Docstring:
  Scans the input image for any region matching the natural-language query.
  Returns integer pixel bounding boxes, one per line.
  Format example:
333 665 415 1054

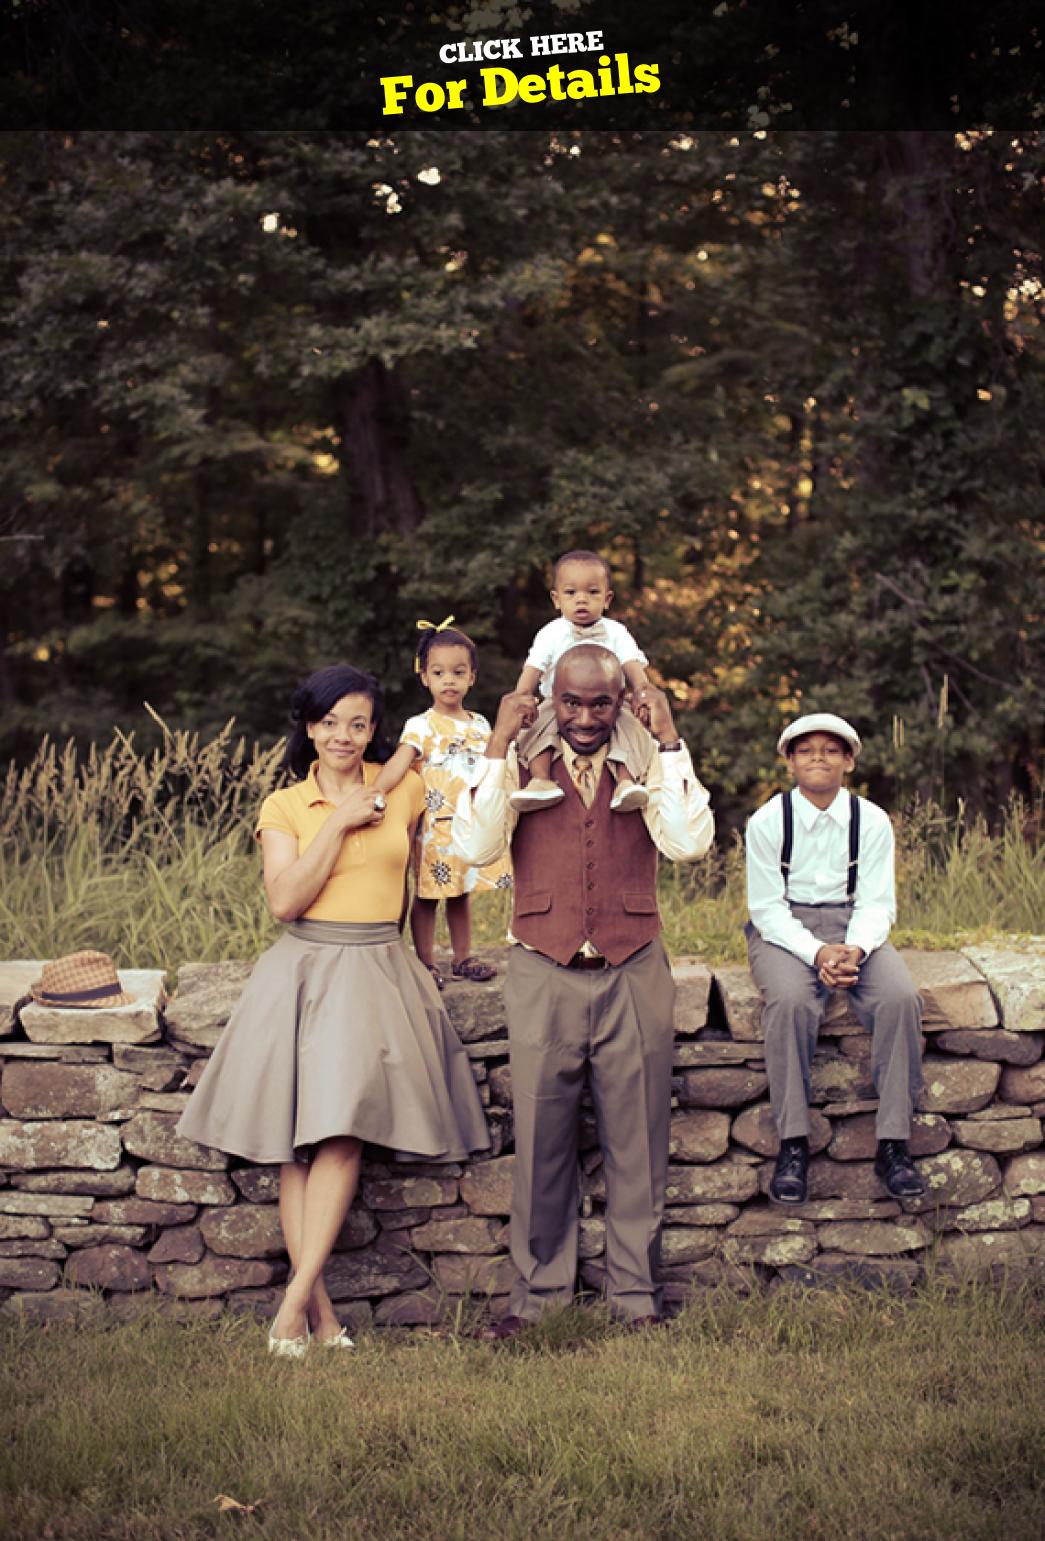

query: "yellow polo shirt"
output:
255 762 425 923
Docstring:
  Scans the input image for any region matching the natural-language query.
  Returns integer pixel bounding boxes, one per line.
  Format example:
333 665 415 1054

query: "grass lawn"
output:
2 1278 1043 1541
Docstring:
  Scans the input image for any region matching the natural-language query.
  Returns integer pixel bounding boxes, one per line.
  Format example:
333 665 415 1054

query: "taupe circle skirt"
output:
176 920 491 1165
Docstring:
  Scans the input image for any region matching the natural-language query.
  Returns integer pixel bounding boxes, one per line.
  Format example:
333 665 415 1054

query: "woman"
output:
177 664 490 1355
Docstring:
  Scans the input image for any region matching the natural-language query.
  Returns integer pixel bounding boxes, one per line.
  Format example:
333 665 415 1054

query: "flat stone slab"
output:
0 1043 110 1062
905 1149 1003 1209
408 1216 502 1254
714 965 764 1041
962 941 1045 1033
672 959 713 1034
783 1253 922 1293
148 1224 205 1265
163 961 254 1049
64 1243 151 1292
1 1062 141 1120
816 1218 932 1256
731 1103 831 1158
828 1112 951 1162
668 1110 731 1164
0 1192 94 1218
0 1119 121 1171
20 969 166 1046
323 1239 429 1300
230 1166 281 1205
677 1067 768 1108
12 1167 136 1197
661 1227 719 1265
458 1157 514 1217
665 1160 760 1205
0 1256 61 1290
442 977 509 1045
430 1252 515 1295
1004 1152 1045 1197
135 1166 236 1206
200 1204 286 1258
999 1062 1045 1105
937 1227 1045 1274
953 1117 1041 1154
901 951 998 1030
724 1232 817 1266
950 1197 1031 1232
360 1175 459 1211
672 1041 760 1068
154 1256 279 1298
121 1112 228 1171
935 1027 1043 1067
2 1289 106 1324
920 1055 1001 1114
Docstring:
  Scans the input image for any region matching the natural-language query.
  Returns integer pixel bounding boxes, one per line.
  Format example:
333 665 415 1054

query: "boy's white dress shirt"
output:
745 788 896 966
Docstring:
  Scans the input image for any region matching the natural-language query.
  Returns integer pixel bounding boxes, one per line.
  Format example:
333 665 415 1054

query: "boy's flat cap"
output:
777 713 861 756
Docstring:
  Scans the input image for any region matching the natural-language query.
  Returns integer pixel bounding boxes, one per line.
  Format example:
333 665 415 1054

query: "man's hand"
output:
633 684 679 746
486 690 538 758
815 942 863 990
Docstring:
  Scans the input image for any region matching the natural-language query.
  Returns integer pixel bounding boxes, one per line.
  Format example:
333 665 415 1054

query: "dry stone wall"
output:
1 943 1043 1328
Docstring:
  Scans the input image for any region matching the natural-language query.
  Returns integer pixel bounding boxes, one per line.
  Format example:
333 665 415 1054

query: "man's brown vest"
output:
510 756 661 966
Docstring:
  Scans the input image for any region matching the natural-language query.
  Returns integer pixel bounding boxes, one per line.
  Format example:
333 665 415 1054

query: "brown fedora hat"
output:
30 951 136 1009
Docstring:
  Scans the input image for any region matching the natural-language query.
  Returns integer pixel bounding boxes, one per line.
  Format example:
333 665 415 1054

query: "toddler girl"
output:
511 548 652 814
374 619 511 988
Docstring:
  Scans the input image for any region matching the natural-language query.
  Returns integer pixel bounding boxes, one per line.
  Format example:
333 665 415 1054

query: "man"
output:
453 644 713 1334
745 712 925 1206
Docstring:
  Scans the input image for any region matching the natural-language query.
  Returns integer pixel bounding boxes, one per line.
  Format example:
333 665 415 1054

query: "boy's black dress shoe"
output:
769 1137 809 1204
874 1139 926 1198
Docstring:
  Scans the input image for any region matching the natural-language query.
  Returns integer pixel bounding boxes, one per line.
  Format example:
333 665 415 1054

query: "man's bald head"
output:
551 645 625 754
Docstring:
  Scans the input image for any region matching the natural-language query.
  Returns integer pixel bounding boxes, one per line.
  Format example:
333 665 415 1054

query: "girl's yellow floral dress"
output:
400 708 513 898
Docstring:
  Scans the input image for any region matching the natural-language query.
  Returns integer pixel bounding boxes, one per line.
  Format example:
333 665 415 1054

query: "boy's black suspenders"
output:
779 790 861 899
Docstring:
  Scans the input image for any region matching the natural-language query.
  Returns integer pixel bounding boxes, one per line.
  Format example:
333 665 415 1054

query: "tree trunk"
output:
337 359 424 537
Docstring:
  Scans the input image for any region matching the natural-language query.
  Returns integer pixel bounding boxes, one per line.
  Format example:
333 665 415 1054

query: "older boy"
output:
745 713 925 1205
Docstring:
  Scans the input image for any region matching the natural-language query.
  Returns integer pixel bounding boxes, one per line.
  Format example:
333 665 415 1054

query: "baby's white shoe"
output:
610 781 649 814
510 779 566 813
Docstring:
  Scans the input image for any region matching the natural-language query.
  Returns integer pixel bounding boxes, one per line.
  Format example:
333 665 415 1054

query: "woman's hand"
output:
332 784 387 832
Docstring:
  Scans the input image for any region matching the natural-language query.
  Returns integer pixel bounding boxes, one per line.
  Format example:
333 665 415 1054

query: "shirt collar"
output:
560 740 610 778
793 787 850 829
568 618 608 642
304 761 372 806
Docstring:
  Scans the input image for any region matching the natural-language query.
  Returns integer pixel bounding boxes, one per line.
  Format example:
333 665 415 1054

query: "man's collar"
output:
560 739 610 777
793 787 850 827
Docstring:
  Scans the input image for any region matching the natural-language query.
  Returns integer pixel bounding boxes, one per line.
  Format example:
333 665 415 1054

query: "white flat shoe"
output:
610 782 649 813
510 779 565 813
318 1327 355 1350
267 1317 310 1359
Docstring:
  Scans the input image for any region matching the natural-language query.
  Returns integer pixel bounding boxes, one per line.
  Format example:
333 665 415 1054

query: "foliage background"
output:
1 129 1042 832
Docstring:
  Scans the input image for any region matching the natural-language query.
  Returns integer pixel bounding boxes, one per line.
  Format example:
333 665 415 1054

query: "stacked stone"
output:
1 943 1042 1327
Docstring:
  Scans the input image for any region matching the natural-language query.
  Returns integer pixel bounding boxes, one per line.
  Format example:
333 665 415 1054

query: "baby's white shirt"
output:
525 616 648 698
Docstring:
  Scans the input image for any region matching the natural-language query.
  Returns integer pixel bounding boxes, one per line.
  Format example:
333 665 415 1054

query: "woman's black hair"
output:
415 626 479 677
284 663 393 778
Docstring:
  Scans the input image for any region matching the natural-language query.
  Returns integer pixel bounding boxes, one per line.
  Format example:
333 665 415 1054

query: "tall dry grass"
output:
1 724 1042 972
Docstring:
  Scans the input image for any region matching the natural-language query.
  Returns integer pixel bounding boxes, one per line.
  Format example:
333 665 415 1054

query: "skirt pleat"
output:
176 924 490 1165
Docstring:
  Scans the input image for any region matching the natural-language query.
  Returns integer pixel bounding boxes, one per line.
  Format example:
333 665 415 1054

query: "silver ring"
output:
373 793 387 812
